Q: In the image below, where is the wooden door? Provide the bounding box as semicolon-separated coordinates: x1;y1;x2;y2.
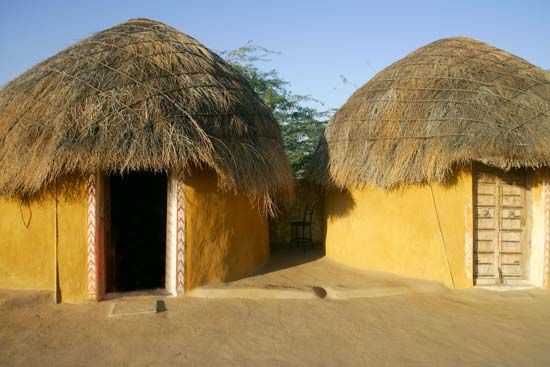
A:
474;166;529;284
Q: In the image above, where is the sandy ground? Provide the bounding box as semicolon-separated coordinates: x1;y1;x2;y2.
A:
191;248;447;299
2;251;550;366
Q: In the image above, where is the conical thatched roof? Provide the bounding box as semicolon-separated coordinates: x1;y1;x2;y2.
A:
310;37;550;189
0;18;293;212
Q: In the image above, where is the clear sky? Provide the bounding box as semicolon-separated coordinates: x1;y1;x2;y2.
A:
0;0;548;110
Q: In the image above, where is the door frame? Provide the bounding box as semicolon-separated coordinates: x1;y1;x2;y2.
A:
86;171;186;301
468;165;550;288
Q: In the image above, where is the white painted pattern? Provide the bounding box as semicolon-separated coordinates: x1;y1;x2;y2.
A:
165;173;179;295
175;172;186;295
86;174;98;301
544;180;550;287
165;175;174;294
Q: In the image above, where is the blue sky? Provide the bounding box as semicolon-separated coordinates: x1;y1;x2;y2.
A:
0;0;548;109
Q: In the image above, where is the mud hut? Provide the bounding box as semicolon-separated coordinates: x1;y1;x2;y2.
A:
310;37;550;288
0;19;293;302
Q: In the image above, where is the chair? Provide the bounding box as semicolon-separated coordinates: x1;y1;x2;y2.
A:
290;202;317;251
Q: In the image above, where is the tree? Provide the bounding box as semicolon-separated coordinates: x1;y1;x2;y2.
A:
221;43;332;178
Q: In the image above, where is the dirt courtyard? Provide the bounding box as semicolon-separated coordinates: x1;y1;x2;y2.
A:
2;284;550;366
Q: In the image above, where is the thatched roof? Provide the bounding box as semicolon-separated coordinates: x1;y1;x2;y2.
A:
0;18;293;212
309;37;550;189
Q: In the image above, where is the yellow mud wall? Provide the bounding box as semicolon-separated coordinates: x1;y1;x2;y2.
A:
184;170;269;290
325;171;473;288
0;198;55;290
56;183;89;303
0;180;89;302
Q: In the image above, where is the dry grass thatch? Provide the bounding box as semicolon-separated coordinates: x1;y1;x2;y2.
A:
309;37;550;189
0;18;293;213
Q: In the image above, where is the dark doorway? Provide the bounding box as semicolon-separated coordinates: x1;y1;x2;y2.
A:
106;172;167;292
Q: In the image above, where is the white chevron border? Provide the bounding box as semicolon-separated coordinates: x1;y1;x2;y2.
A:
165;175;175;294
175;171;186;295
87;174;98;301
544;180;550;288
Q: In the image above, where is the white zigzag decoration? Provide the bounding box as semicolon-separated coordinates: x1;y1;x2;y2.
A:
87;174;98;301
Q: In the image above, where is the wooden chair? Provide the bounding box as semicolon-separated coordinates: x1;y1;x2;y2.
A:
290;202;317;251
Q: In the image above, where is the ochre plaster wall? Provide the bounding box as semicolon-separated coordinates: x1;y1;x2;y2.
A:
0;181;88;302
56;189;89;303
184;170;269;290
324;171;473;288
0;198;55;290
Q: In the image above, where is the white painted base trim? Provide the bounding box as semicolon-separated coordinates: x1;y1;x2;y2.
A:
475;283;536;291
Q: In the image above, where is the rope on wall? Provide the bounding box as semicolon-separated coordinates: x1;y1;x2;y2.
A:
430;184;455;288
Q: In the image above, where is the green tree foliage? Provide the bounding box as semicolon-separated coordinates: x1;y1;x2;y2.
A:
221;43;333;178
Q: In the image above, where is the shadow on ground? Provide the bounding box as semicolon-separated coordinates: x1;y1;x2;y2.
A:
257;245;325;276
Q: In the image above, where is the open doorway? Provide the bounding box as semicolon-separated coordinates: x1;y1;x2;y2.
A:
106;171;167;293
